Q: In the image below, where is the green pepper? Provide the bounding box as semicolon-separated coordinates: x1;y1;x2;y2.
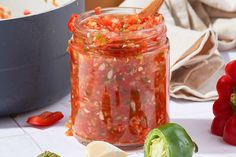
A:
144;123;198;157
37;151;60;157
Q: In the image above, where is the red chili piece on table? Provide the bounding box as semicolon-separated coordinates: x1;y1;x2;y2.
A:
211;60;236;146
27;111;64;126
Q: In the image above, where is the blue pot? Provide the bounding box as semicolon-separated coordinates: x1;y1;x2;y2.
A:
0;0;84;116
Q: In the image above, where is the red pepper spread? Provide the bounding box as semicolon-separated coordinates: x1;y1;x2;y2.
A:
67;7;169;146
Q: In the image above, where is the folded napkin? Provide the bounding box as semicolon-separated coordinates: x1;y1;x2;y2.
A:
120;0;234;101
168;26;224;101
162;0;236;51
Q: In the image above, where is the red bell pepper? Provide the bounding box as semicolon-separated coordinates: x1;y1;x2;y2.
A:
223;115;236;145
225;60;236;83
27;111;64;126
216;75;236;101
211;114;232;136
213;99;233;116
211;60;236;146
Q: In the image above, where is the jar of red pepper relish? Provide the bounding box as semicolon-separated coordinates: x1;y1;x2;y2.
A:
67;7;170;148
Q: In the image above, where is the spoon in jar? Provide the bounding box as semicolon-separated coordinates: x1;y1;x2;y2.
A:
139;0;165;16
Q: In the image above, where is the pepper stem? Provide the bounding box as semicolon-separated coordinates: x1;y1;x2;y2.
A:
193;142;198;153
231;88;236;112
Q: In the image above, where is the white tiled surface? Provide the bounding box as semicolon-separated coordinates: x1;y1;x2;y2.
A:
0;95;87;157
1;97;236;157
0;135;41;157
0;118;24;138
0;51;235;157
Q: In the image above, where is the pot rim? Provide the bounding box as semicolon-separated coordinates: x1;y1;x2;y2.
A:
0;0;76;22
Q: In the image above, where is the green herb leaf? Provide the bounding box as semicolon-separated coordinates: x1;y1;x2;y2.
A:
94;33;108;46
37;151;60;157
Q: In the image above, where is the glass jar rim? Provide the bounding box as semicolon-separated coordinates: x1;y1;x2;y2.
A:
74;7;164;36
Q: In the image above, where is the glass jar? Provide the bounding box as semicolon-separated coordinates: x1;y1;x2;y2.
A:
67;7;170;148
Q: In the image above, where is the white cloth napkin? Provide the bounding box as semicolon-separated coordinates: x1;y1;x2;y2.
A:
120;0;233;101
121;0;236;50
167;26;224;101
163;0;236;50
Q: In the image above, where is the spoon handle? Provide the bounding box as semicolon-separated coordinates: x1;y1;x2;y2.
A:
139;0;164;16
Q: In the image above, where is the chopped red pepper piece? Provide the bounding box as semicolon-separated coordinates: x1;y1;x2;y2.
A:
81;12;163;33
27;111;64;126
94;7;101;15
23;9;31;15
0;6;11;19
68;14;79;32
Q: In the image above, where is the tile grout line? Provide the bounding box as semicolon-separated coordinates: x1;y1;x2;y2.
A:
0;134;27;140
11;116;43;151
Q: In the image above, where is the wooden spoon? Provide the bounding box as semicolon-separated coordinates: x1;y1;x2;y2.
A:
139;0;165;16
